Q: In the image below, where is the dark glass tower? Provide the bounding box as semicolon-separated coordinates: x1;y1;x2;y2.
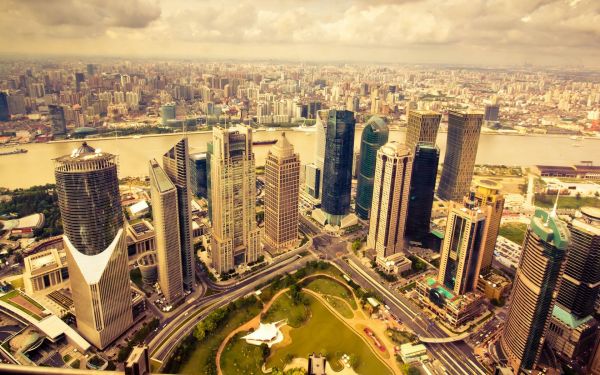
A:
189;152;208;198
163;138;195;291
355;116;388;219
556;207;600;318
321;110;356;226
405;144;440;241
0;92;9;122
49;104;67;135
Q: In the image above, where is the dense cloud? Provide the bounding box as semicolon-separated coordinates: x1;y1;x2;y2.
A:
0;0;598;66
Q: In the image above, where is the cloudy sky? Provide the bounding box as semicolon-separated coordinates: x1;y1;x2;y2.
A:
0;0;598;67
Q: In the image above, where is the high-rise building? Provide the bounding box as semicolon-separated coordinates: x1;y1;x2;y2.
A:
303;163;320;199
367;142;412;261
355;116;389;220
437;195;490;295
163;138;194;291
54;142;132;349
437;110;483;202
406;110;441;150
0;92;9;121
48;104;67;135
473;180;505;275
86;64;97;77
149;160;184;305
264;133;300;251
189;152;208;198
161;103;176;126
75;72;85;92
321;109;356;226
405;144;440;241
484;104;500;123
501;208;570;373
209;126;261;273
314;109;328;199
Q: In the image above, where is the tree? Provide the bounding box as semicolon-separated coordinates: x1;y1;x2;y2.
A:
261;343;271;361
290;284;303;305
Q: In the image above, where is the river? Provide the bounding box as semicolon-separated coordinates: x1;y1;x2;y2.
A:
1;129;599;189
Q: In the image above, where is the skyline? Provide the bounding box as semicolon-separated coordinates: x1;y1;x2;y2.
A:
0;0;598;68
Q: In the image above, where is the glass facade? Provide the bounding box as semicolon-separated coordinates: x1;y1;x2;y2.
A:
321;110;356;224
189;152;208;198
405;144;439;240
355;116;388;219
0;92;9;121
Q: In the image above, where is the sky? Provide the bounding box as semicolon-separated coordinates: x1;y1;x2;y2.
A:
0;0;599;67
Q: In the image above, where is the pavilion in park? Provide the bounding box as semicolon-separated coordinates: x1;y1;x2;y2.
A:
242;320;287;347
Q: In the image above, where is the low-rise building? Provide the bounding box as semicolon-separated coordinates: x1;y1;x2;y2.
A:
399;343;428;364
126;220;156;256
377;253;412;275
477;272;511;301
23;248;69;295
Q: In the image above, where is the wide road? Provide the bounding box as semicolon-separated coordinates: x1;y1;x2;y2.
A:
313;234;488;375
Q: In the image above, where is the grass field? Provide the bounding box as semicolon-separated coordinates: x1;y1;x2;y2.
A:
178;302;263;374
534;194;600;210
220;332;264;375
266;294;391;375
499;222;528;245
305;278;357;309
262;292;309;328
322;295;354;319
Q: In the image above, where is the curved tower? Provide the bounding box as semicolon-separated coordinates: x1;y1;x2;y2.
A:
355;116;389;219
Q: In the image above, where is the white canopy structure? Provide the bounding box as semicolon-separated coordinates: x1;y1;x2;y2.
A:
242;320;287;347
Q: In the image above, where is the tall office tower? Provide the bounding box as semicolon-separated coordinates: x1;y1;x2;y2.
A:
501;208;570;373
405;110;441;150
437;110;483;202
75;72;85;92
367;142;413;260
304;163;320;199
264;133;300;251
149;160;184;305
163;138;194;291
189;152;208;198
0;92;9;121
209;126;261;274
556;207;600;317
321;110;356;226
48;104;67;135
437;195;489;295
484;104;500;123
405;144;440;241
314;109;328;198
473;180;505;275
161;103;176;126
355;116;389;220
54;142;132;349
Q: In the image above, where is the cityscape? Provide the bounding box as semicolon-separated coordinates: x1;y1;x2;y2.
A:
1;1;600;375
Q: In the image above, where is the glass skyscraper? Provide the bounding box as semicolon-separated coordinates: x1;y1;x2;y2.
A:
355;116;388;220
405;144;439;241
0;92;9;121
189;152;208;198
321;110;356;226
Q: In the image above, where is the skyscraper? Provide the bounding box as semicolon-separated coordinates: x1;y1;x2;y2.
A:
484;103;500;123
437;195;490;295
405;144;440;241
406;110;441;150
314;109;328;199
209;126;261;274
49;104;67;135
163;138;195;291
437;110;483;201
355;116;389;219
303;163;320;199
367;142;412;261
501;208;570;373
473;180;505;275
264;133;300;251
0;92;9;121
161;103;176;126
54;142;132;349
189;152;208;198
149;160;184;305
321;109;356;226
75;72;85;92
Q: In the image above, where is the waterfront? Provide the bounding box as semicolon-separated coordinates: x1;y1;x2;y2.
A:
1;130;599;189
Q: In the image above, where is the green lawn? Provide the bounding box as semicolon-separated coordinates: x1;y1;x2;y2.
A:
178;301;263;374
266;294;391;375
499;222;528;245
262;292;309;328
220;332;264;375
129;268;145;290
322;295;354;319
534;194;600;210
0;290;44;320
305;278;357;309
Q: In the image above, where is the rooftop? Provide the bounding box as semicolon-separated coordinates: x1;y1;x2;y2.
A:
149;159;175;193
552;305;593;329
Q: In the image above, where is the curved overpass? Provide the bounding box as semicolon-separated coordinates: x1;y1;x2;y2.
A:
419;331;470;343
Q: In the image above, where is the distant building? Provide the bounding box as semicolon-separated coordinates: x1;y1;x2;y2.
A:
264;133;300;252
321;110;356;226
367;142;412;263
161;103;176;126
54;142;133;349
437;110;483;201
0;92;9;121
189;152;208;198
484;104;500;122
473;180;505;275
406;110;441;150
355;116;389;219
501;208;570;373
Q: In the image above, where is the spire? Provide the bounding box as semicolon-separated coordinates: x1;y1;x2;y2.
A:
550;190;560;218
270;132;294;158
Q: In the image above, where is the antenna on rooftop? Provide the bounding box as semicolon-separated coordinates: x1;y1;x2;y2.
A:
550;189;560;220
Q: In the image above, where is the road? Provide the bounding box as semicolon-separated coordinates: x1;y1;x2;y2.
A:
312;234;488;375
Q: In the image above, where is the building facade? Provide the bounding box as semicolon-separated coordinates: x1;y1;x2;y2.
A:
405;110;441;150
367;142;413;261
321;109;356;226
49;104;67;135
500;208;570;373
473;179;505;275
355;116;389;219
149;160;184;305
264;133;300;252
163;138;195;291
314;109;328;199
54;142;133;349
189;152;208;198
437;110;483;201
209;126;262;274
0;92;9;121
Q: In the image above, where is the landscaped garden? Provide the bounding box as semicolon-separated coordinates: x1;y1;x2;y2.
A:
499;222;528;244
534;193;600;210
